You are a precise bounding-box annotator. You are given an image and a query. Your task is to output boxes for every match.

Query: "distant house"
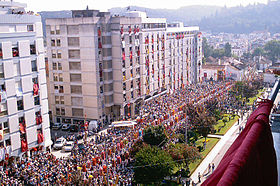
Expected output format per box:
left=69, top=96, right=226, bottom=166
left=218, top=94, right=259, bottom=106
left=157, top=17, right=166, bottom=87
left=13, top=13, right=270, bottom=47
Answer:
left=201, top=62, right=245, bottom=81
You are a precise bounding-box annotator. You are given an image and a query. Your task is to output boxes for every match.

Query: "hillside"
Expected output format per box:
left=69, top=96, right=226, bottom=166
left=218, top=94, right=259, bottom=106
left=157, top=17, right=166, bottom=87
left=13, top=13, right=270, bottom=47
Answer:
left=109, top=6, right=222, bottom=26
left=110, top=1, right=280, bottom=34
left=199, top=1, right=280, bottom=34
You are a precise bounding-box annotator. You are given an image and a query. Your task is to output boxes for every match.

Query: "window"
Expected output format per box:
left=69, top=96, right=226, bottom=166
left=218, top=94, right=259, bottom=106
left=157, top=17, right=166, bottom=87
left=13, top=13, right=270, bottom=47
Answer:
left=0, top=102, right=7, bottom=116
left=55, top=25, right=60, bottom=35
left=67, top=25, right=79, bottom=35
left=54, top=85, right=58, bottom=92
left=32, top=77, right=38, bottom=84
left=17, top=100, right=23, bottom=111
left=61, top=108, right=65, bottom=115
left=50, top=25, right=55, bottom=35
left=71, top=85, right=82, bottom=94
left=56, top=117, right=61, bottom=123
left=30, top=44, right=36, bottom=55
left=55, top=96, right=59, bottom=104
left=58, top=73, right=63, bottom=82
left=56, top=107, right=60, bottom=115
left=34, top=96, right=40, bottom=105
left=57, top=39, right=61, bottom=46
left=12, top=47, right=19, bottom=57
left=57, top=50, right=62, bottom=58
left=71, top=97, right=83, bottom=106
left=53, top=73, right=58, bottom=81
left=68, top=50, right=80, bottom=59
left=5, top=139, right=11, bottom=147
left=60, top=96, right=64, bottom=104
left=72, top=108, right=83, bottom=116
left=58, top=62, right=62, bottom=70
left=67, top=37, right=79, bottom=46
left=123, top=83, right=126, bottom=91
left=0, top=64, right=4, bottom=78
left=59, top=86, right=64, bottom=93
left=51, top=39, right=55, bottom=47
left=69, top=62, right=81, bottom=70
left=31, top=60, right=37, bottom=72
left=70, top=74, right=81, bottom=82
left=27, top=25, right=34, bottom=32
left=52, top=62, right=57, bottom=70
left=52, top=50, right=56, bottom=58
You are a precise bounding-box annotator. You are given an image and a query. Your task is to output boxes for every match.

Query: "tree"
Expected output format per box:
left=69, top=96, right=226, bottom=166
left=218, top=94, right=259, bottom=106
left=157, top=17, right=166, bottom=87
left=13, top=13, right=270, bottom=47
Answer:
left=212, top=48, right=225, bottom=58
left=252, top=47, right=264, bottom=58
left=194, top=110, right=216, bottom=142
left=143, top=125, right=167, bottom=147
left=224, top=42, right=232, bottom=57
left=167, top=143, right=201, bottom=169
left=129, top=139, right=148, bottom=157
left=134, top=145, right=175, bottom=184
left=202, top=37, right=213, bottom=59
left=264, top=40, right=280, bottom=64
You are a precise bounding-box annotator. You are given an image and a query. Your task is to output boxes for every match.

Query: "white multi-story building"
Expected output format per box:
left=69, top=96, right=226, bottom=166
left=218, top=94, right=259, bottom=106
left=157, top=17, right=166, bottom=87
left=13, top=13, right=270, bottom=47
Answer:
left=0, top=1, right=51, bottom=159
left=46, top=10, right=202, bottom=125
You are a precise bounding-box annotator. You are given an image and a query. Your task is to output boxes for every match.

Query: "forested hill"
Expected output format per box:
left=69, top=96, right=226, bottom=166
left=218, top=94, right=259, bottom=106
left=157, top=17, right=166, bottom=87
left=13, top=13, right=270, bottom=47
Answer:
left=109, top=5, right=221, bottom=25
left=199, top=1, right=280, bottom=34
left=110, top=1, right=280, bottom=34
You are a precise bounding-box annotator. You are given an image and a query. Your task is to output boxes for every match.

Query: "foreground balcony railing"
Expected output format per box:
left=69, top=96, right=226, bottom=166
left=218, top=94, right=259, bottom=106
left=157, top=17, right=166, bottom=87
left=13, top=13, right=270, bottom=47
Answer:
left=203, top=79, right=280, bottom=186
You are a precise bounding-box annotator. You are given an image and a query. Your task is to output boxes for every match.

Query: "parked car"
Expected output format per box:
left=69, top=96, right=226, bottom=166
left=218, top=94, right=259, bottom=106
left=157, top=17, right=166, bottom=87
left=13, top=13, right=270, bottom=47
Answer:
left=78, top=143, right=86, bottom=152
left=69, top=125, right=80, bottom=132
left=62, top=124, right=71, bottom=131
left=52, top=123, right=63, bottom=130
left=63, top=141, right=74, bottom=152
left=53, top=137, right=66, bottom=150
left=88, top=131, right=94, bottom=137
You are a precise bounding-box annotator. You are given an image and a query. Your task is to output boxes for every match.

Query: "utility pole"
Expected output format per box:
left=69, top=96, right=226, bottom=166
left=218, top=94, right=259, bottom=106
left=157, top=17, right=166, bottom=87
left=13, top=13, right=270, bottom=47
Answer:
left=185, top=116, right=188, bottom=144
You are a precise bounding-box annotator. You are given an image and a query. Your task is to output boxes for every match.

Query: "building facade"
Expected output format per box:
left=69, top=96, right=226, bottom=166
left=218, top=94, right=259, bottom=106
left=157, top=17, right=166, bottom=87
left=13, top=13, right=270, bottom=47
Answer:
left=0, top=1, right=51, bottom=159
left=46, top=10, right=202, bottom=125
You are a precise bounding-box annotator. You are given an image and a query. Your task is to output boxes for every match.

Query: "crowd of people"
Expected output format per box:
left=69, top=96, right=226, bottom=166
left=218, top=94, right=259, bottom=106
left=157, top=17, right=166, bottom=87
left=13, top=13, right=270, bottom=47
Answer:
left=0, top=81, right=235, bottom=185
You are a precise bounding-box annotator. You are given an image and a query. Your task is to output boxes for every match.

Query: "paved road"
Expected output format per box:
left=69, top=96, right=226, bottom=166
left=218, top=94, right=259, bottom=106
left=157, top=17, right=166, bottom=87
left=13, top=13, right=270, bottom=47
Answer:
left=50, top=129, right=108, bottom=159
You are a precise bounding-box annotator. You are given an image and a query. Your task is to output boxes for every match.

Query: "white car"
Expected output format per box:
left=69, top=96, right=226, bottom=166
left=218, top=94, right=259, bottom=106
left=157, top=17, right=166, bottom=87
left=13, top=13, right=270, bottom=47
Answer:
left=63, top=141, right=74, bottom=152
left=53, top=137, right=66, bottom=150
left=62, top=124, right=71, bottom=131
left=52, top=123, right=62, bottom=130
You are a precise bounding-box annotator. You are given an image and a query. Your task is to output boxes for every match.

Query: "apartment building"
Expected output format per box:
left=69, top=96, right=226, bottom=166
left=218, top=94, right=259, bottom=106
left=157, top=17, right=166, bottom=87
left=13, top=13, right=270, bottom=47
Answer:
left=46, top=10, right=202, bottom=125
left=0, top=1, right=51, bottom=159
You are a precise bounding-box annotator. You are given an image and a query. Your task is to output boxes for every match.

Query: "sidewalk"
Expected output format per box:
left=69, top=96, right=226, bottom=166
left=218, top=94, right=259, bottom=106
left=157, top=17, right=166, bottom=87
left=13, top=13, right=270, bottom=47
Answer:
left=190, top=111, right=250, bottom=185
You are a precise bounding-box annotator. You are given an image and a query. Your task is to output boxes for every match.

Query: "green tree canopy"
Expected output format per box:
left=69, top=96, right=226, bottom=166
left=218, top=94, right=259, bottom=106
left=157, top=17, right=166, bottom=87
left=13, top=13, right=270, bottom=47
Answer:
left=134, top=145, right=175, bottom=184
left=252, top=47, right=264, bottom=58
left=143, top=125, right=167, bottom=147
left=194, top=111, right=216, bottom=142
left=202, top=37, right=213, bottom=59
left=264, top=40, right=280, bottom=64
left=224, top=42, right=232, bottom=57
left=167, top=143, right=201, bottom=168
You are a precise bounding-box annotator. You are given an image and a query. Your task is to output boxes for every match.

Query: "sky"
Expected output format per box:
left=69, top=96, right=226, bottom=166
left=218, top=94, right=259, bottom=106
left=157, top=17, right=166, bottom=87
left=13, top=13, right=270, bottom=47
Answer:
left=17, top=0, right=269, bottom=12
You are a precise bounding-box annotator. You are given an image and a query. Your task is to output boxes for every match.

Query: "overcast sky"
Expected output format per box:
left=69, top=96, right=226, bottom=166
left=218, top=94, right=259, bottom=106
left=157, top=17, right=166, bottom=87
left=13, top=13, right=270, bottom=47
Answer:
left=17, top=0, right=268, bottom=12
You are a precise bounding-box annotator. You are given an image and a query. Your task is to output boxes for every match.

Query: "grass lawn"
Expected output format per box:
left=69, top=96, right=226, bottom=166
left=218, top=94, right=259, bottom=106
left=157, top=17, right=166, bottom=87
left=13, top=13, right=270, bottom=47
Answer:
left=247, top=88, right=265, bottom=106
left=189, top=137, right=220, bottom=174
left=214, top=114, right=240, bottom=135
